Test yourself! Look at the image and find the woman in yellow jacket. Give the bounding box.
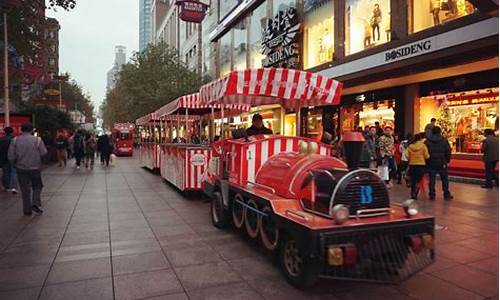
[407,133,430,199]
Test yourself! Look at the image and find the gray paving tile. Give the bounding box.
[0,264,50,291]
[187,282,264,300]
[112,251,170,275]
[0,287,40,300]
[228,256,281,281]
[61,230,110,247]
[46,256,111,284]
[40,277,113,300]
[144,293,189,300]
[175,261,242,291]
[114,269,183,300]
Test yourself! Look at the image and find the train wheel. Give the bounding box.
[279,236,319,289]
[259,206,279,251]
[232,194,245,229]
[244,199,259,238]
[211,192,229,229]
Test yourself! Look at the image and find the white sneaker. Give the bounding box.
[10,188,17,194]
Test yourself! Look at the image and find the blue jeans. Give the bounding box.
[428,167,451,198]
[2,162,17,190]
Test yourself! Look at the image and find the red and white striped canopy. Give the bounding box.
[199,68,343,108]
[156,92,250,117]
[136,112,159,126]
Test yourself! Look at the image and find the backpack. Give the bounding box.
[74,135,84,150]
[0,136,12,165]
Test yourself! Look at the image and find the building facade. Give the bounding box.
[44,18,60,79]
[140,0,153,51]
[106,46,127,91]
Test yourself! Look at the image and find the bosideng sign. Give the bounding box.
[385,40,432,62]
[261,7,300,68]
[176,0,209,23]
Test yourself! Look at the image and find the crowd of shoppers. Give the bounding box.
[0,124,118,216]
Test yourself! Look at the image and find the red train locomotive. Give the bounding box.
[199,68,435,288]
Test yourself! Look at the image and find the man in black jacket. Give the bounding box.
[425,126,453,200]
[481,129,499,188]
[246,114,273,136]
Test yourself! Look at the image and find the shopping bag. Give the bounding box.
[110,154,117,166]
[378,165,389,181]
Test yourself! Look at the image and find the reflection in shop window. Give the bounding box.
[303,0,334,69]
[219,31,232,76]
[340,100,395,132]
[233,18,248,71]
[274,0,295,15]
[408,0,476,33]
[345,0,391,55]
[248,1,267,68]
[419,88,499,154]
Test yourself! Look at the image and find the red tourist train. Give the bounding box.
[137,68,435,288]
[198,69,435,288]
[112,123,135,156]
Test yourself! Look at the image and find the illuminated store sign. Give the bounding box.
[261,7,300,68]
[447,95,499,107]
[176,0,209,23]
[385,40,432,62]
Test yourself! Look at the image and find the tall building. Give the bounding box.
[106,46,127,91]
[139,0,153,52]
[44,17,60,79]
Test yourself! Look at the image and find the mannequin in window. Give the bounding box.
[371,4,382,42]
[430,0,441,25]
[364,19,372,48]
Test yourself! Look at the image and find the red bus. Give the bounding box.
[112,123,135,156]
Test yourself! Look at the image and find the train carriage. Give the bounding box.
[136,112,161,171]
[200,68,435,288]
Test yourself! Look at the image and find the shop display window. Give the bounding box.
[340,100,395,132]
[303,0,334,69]
[219,31,232,76]
[233,18,248,71]
[345,0,391,55]
[419,88,499,154]
[248,1,267,68]
[408,0,476,33]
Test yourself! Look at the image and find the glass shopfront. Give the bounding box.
[419,88,499,154]
[345,0,391,55]
[303,0,334,69]
[274,0,296,14]
[340,100,396,132]
[233,18,248,71]
[219,0,239,21]
[219,31,232,76]
[408,0,476,33]
[248,1,267,68]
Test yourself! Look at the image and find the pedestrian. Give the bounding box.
[99,134,112,167]
[0,127,18,194]
[393,134,402,184]
[359,126,377,169]
[481,128,499,189]
[425,118,436,139]
[8,123,47,215]
[399,133,413,187]
[374,121,384,137]
[55,132,68,167]
[67,132,74,159]
[73,131,85,169]
[407,133,429,200]
[97,134,104,165]
[84,133,97,169]
[378,126,396,187]
[425,126,453,201]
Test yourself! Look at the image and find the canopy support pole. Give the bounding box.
[295,103,301,137]
[177,113,180,143]
[185,108,189,143]
[210,106,215,142]
[221,106,225,138]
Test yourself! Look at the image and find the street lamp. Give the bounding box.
[53,74,68,110]
[3,9,9,126]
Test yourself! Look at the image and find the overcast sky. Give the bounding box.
[47,0,139,110]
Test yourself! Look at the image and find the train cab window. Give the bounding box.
[118,133,130,140]
[299,169,338,216]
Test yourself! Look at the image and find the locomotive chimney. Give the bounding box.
[342,131,365,170]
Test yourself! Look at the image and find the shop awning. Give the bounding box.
[199,68,343,108]
[135,112,159,126]
[155,92,251,117]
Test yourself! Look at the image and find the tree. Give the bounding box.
[59,73,95,123]
[29,105,74,133]
[101,42,202,126]
[436,102,453,138]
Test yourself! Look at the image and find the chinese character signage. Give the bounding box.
[261,7,301,68]
[176,0,209,23]
[447,95,498,107]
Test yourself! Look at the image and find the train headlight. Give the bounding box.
[402,199,419,217]
[332,204,349,225]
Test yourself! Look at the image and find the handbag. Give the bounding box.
[378,164,389,181]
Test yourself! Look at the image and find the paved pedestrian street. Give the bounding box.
[0,157,498,300]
